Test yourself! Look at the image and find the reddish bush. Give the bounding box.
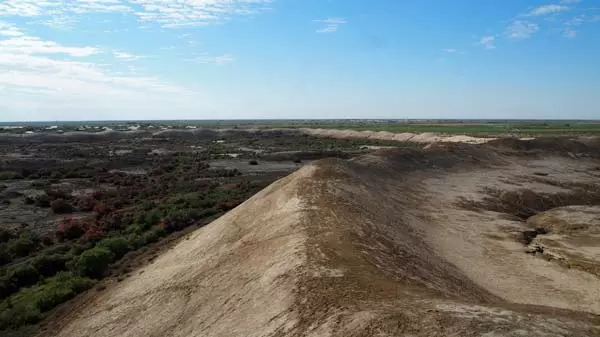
[56,217,87,241]
[93,202,114,218]
[83,226,106,243]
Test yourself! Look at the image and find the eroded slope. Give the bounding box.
[46,141,600,337]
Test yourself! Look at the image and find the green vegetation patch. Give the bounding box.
[0,272,94,330]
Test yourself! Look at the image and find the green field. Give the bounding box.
[298,122,600,136]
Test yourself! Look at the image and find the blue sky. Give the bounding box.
[0,0,599,121]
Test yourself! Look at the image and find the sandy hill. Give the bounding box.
[44,140,600,337]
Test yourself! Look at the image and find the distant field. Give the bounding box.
[296,122,600,136]
[2,120,600,136]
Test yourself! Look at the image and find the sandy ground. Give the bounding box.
[44,141,600,337]
[298,128,495,144]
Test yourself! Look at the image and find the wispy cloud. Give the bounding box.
[113,51,144,61]
[0,0,272,28]
[194,54,235,65]
[0,31,101,57]
[479,35,496,49]
[530,4,570,16]
[0,21,192,113]
[315,17,347,33]
[505,20,540,39]
[560,0,581,4]
[563,27,577,38]
[0,21,23,37]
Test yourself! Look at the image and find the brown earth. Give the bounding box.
[41,140,600,337]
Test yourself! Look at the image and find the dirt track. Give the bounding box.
[43,140,600,337]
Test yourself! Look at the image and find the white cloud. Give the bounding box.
[560,0,581,4]
[0,0,272,28]
[316,25,339,33]
[194,54,234,65]
[315,17,347,33]
[317,18,347,25]
[444,48,458,53]
[0,23,195,116]
[530,4,569,16]
[0,21,23,36]
[113,51,144,61]
[479,35,496,49]
[0,36,101,57]
[505,20,539,39]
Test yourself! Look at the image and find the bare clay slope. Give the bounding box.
[49,142,600,337]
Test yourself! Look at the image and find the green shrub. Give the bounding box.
[75,247,114,278]
[125,223,144,235]
[97,237,130,260]
[0,299,41,330]
[7,233,39,258]
[34,272,94,311]
[9,263,40,288]
[0,263,40,300]
[0,272,94,330]
[125,234,145,250]
[144,210,161,226]
[50,199,73,214]
[141,226,167,245]
[31,254,70,277]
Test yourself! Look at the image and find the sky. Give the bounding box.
[0,0,599,121]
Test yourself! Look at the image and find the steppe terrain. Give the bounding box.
[31,134,600,337]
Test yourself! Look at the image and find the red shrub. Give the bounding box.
[83,226,106,243]
[56,217,87,241]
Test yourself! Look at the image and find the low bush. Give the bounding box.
[6,233,39,258]
[75,247,114,278]
[248,160,259,165]
[0,272,94,330]
[97,237,130,260]
[31,254,70,277]
[141,226,167,245]
[50,199,73,214]
[56,218,86,241]
[0,263,40,300]
[34,272,94,311]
